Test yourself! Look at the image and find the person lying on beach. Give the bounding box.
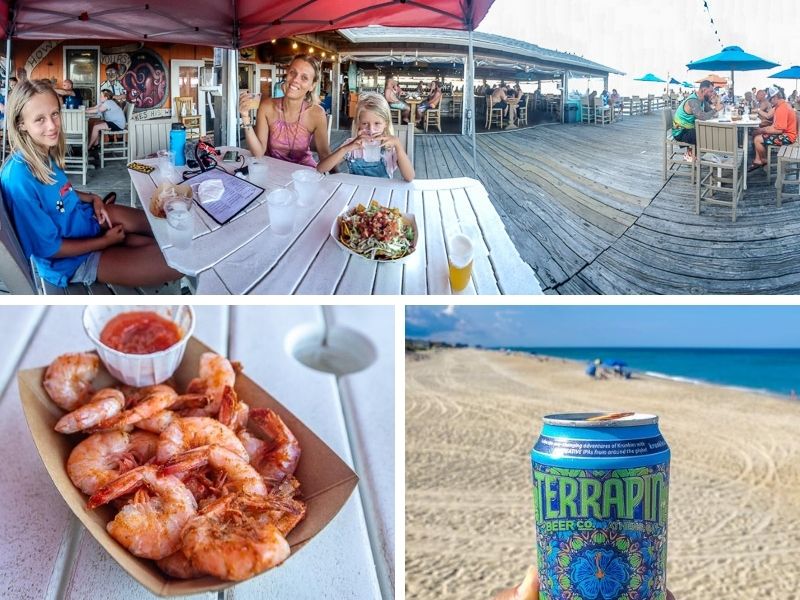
[491,566,676,600]
[671,79,720,161]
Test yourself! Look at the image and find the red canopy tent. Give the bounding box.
[1,0,494,170]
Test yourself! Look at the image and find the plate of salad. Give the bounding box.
[331,200,418,263]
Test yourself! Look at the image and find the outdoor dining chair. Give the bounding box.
[695,121,744,222]
[61,107,88,186]
[100,102,134,168]
[128,118,172,206]
[424,105,442,132]
[776,145,800,207]
[766,109,800,185]
[390,108,402,126]
[174,96,201,139]
[580,96,594,124]
[662,108,695,184]
[516,95,528,126]
[486,97,504,130]
[452,93,463,116]
[594,101,612,125]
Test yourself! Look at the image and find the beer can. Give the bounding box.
[531,412,670,600]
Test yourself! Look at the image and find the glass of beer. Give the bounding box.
[448,233,474,293]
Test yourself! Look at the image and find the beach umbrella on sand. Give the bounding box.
[687,46,779,96]
[769,65,800,93]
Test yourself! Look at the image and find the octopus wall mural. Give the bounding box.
[121,49,168,110]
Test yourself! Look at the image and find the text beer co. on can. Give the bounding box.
[531,413,670,600]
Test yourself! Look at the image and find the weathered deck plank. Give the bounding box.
[413,113,800,294]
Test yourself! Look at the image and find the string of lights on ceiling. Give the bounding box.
[272,39,335,60]
[701,0,724,48]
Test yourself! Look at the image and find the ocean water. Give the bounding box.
[508,347,800,397]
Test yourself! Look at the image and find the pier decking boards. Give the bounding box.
[412,115,800,294]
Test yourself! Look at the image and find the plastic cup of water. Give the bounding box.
[249,159,269,189]
[362,139,382,162]
[164,197,193,250]
[157,150,176,183]
[291,169,324,207]
[267,188,296,236]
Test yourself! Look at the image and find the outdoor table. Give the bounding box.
[128,153,542,295]
[406,97,423,122]
[0,305,394,599]
[708,114,760,189]
[504,97,521,129]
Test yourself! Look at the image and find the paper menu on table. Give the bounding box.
[186,169,264,224]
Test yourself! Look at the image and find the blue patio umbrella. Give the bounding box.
[681,81,694,88]
[635,73,667,83]
[669,77,682,85]
[686,45,779,96]
[769,65,800,93]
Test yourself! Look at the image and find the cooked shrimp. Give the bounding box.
[156,550,207,579]
[236,484,307,537]
[181,493,291,581]
[135,394,211,433]
[93,385,178,431]
[218,386,249,432]
[87,465,197,559]
[43,352,100,411]
[160,444,268,498]
[156,416,248,463]
[248,408,301,486]
[186,353,236,413]
[55,388,125,434]
[67,430,158,496]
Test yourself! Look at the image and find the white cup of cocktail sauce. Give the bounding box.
[82,305,195,386]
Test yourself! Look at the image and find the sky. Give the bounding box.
[405,306,800,348]
[476,0,799,97]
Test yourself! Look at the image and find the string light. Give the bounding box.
[701,0,724,48]
[308,47,314,53]
[292,42,298,49]
[271,39,276,44]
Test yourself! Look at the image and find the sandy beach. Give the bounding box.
[405,348,800,600]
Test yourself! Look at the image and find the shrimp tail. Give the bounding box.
[159,445,213,476]
[87,465,147,509]
[217,386,238,428]
[249,408,301,485]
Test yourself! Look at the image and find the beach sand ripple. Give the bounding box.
[406,349,800,600]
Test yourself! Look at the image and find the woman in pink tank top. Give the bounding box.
[239,55,331,168]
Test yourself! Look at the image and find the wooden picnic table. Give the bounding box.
[129,153,542,295]
[0,305,394,599]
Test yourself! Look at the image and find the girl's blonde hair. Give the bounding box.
[5,79,65,185]
[351,92,395,137]
[289,54,321,105]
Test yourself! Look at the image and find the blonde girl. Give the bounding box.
[316,92,414,181]
[238,54,331,167]
[0,79,181,288]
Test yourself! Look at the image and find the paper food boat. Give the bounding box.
[17,336,358,597]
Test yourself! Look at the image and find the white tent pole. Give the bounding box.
[2,36,10,163]
[225,48,239,147]
[468,28,477,176]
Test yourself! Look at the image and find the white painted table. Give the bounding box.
[129,153,541,295]
[0,305,394,600]
[708,115,760,189]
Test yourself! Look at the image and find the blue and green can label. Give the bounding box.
[531,413,670,600]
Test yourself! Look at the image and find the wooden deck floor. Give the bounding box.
[413,113,800,294]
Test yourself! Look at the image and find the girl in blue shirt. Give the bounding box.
[0,79,181,288]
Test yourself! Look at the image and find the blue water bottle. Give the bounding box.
[170,123,187,166]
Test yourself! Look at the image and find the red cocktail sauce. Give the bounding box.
[100,311,182,354]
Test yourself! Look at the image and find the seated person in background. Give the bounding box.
[511,84,522,98]
[0,80,182,289]
[239,54,331,167]
[384,76,410,124]
[489,84,509,118]
[750,87,797,171]
[55,79,81,108]
[744,91,754,110]
[416,80,443,127]
[601,89,610,106]
[86,89,127,162]
[317,92,414,181]
[755,89,774,125]
[671,80,720,160]
[415,81,427,96]
[610,89,621,107]
[789,89,799,109]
